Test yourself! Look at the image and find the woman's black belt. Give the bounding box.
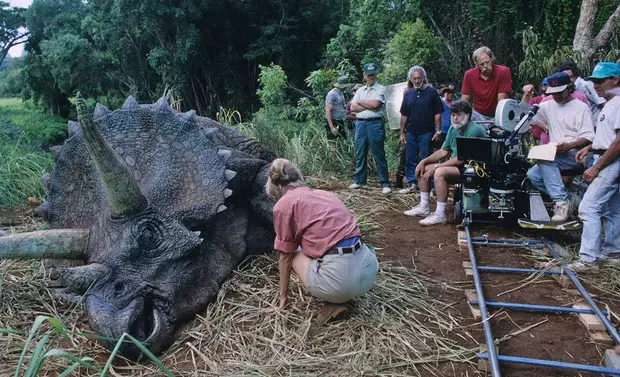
[356,117,382,121]
[324,240,362,255]
[592,149,606,155]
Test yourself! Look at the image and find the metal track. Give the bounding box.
[463,223,620,376]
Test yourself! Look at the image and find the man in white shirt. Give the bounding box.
[570,62,620,270]
[554,60,606,121]
[527,72,594,222]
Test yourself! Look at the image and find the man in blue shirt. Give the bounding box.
[398,66,443,194]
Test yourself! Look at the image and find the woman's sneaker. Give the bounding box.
[404,204,430,217]
[419,212,447,226]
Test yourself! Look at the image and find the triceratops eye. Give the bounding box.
[136,221,163,250]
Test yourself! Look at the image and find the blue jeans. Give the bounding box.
[405,131,433,185]
[354,119,390,187]
[577,157,620,263]
[526,151,581,202]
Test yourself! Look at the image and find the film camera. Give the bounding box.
[454,100,581,230]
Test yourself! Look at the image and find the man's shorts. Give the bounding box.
[306,243,378,304]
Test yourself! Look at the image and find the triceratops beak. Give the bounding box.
[76,92,148,217]
[0,229,89,260]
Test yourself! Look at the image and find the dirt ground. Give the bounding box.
[368,191,619,377]
[2,186,619,376]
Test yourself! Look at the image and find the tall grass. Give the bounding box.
[0,141,52,207]
[0,98,66,207]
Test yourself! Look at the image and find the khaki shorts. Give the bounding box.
[306,244,379,304]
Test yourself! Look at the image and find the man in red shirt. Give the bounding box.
[461,46,512,127]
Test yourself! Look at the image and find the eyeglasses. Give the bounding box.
[477,60,492,68]
[366,73,377,77]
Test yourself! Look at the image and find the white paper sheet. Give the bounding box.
[527,142,557,161]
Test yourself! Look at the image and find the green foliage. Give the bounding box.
[519,27,583,86]
[0,98,67,207]
[0,98,67,149]
[381,19,440,84]
[0,1,28,66]
[0,58,25,98]
[256,64,289,107]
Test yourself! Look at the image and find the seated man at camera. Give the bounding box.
[403,100,486,226]
[526,72,594,222]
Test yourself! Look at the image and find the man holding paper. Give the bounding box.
[569,63,620,270]
[527,72,594,222]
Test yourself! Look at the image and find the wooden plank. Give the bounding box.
[462,261,473,279]
[477,344,499,373]
[590,331,614,347]
[573,303,606,332]
[465,289,481,320]
[458,231,467,251]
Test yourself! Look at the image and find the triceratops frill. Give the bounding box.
[0,93,276,358]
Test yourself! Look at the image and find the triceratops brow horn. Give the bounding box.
[76,92,148,217]
[0,229,89,260]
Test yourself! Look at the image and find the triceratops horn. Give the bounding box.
[94,103,111,119]
[52,263,108,293]
[153,97,172,112]
[0,229,89,260]
[76,92,148,217]
[122,96,139,109]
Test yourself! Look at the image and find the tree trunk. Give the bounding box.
[573,0,620,62]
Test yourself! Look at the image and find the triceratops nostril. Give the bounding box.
[114,282,125,294]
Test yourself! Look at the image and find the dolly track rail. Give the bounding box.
[463,224,620,376]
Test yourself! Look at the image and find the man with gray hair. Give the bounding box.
[398,65,443,193]
[461,46,512,126]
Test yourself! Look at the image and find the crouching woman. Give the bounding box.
[266,158,379,322]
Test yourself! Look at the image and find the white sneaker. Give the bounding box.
[349,183,362,189]
[566,260,597,272]
[404,204,430,217]
[551,201,570,222]
[382,187,392,194]
[398,183,417,194]
[419,212,447,226]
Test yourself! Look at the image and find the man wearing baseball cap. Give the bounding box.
[325,76,351,140]
[527,71,594,222]
[570,62,620,270]
[349,62,391,194]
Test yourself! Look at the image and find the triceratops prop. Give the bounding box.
[0,93,276,358]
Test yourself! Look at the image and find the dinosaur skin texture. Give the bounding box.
[15,95,277,359]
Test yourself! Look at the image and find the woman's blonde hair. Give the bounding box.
[265,158,304,200]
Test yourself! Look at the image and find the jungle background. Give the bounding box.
[0,0,619,207]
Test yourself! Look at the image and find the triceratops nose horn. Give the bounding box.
[0,229,89,260]
[76,92,148,217]
[51,263,108,293]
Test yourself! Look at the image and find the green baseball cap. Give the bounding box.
[585,62,620,80]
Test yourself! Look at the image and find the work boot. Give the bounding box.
[551,201,569,222]
[404,204,430,217]
[566,260,598,272]
[317,303,348,324]
[419,212,447,226]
